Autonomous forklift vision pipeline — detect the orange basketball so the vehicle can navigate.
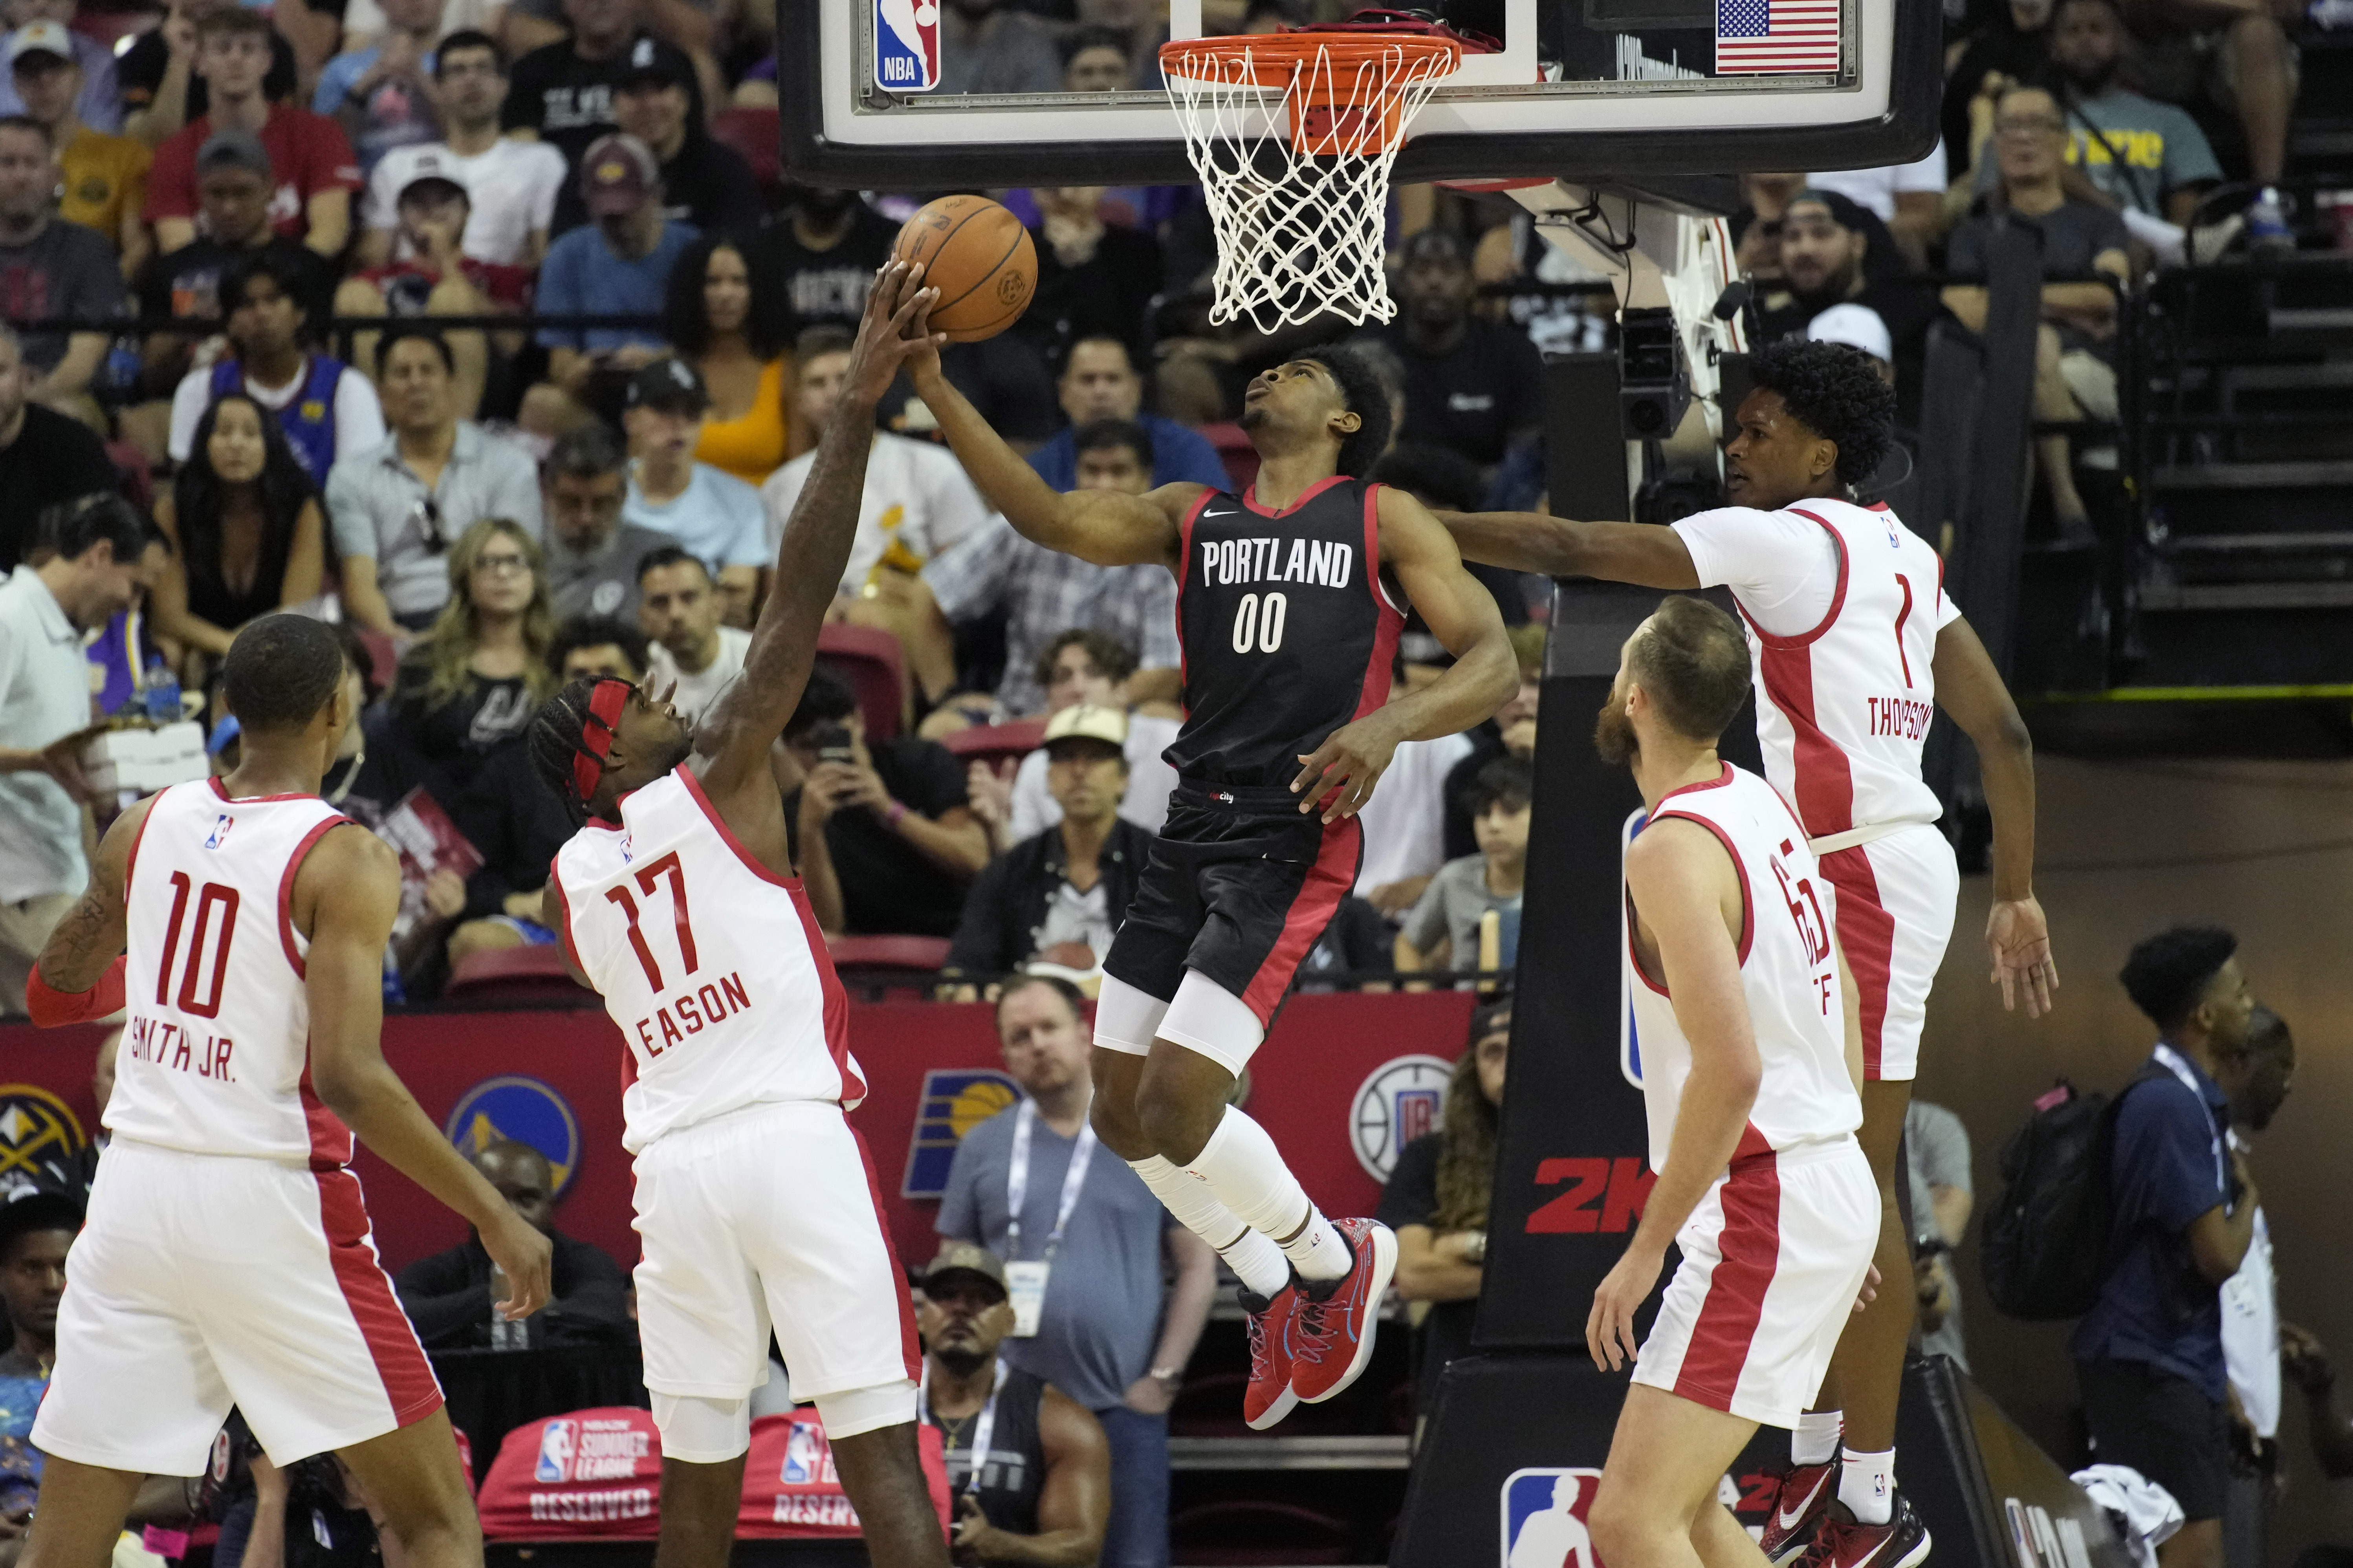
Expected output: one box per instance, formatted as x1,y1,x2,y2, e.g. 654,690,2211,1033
891,195,1037,343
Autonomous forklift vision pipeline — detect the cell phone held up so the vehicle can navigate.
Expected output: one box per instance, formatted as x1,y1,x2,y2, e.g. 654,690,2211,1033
809,722,856,767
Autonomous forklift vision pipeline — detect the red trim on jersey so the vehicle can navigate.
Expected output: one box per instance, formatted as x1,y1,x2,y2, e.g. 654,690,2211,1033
1739,509,1849,651
846,1120,922,1379
1625,889,1671,996
1753,641,1855,839
209,777,319,805
1241,474,1348,518
1671,1132,1780,1410
678,767,797,891
311,1165,445,1425
276,816,354,979
1657,762,1735,803
1818,844,1895,1080
1349,483,1405,724
299,1040,356,1169
1649,807,1755,966
1176,487,1217,706
546,857,586,978
781,874,864,1105
1238,815,1362,1025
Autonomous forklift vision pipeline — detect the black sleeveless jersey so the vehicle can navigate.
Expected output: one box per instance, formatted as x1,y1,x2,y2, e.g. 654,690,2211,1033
1162,477,1406,789
936,1367,1046,1537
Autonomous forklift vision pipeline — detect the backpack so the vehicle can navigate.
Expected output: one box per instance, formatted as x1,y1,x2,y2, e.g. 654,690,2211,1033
1980,1072,2155,1321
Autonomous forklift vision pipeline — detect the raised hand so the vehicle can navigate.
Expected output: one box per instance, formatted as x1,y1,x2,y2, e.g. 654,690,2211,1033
843,261,945,406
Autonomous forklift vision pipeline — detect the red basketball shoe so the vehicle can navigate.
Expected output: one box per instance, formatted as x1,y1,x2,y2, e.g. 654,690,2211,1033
1286,1217,1397,1405
1240,1281,1300,1431
1796,1495,1932,1568
1758,1461,1839,1564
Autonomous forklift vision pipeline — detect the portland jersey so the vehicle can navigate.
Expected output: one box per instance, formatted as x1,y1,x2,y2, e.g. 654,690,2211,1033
109,779,355,1165
1162,477,1405,789
550,768,865,1154
1674,498,1959,841
1625,764,1862,1174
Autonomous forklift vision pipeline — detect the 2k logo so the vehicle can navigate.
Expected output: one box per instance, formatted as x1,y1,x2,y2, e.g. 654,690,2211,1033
1525,1157,1657,1234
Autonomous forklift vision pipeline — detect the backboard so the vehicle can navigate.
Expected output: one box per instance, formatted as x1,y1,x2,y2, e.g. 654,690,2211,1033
777,0,1941,192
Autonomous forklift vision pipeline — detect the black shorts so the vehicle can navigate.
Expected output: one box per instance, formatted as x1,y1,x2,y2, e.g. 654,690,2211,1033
2076,1357,2230,1522
1101,782,1363,1027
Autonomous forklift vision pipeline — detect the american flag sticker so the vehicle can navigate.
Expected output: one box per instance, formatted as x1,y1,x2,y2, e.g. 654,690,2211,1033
1715,0,1842,73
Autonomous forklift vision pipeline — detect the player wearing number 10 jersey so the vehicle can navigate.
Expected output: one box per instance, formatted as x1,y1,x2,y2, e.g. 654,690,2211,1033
903,330,1517,1430
529,266,950,1568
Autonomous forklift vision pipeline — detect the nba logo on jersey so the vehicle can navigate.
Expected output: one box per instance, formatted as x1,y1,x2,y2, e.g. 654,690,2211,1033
534,1420,579,1483
873,0,939,92
1501,1469,1603,1568
203,815,234,850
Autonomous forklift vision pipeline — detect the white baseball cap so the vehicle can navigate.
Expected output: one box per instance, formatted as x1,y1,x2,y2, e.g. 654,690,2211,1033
7,21,75,68
1806,302,1893,365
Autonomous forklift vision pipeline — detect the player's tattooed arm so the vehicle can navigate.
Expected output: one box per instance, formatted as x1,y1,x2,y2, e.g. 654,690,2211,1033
33,793,156,995
1434,508,1702,589
1931,615,2057,1017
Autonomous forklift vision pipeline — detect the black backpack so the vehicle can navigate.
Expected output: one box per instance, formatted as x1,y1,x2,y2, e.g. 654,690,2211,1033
1980,1071,2159,1321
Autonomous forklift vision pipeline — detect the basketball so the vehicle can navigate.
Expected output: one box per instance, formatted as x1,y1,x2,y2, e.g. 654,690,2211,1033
890,194,1037,343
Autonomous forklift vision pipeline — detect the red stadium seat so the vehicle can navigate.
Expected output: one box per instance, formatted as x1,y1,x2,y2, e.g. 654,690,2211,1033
709,107,783,203
939,718,1046,774
1199,422,1260,493
815,624,905,742
826,935,951,973
445,944,589,1002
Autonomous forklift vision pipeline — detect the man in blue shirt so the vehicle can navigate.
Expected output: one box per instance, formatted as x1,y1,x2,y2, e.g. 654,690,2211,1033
527,132,696,432
1026,336,1228,494
2075,925,2259,1568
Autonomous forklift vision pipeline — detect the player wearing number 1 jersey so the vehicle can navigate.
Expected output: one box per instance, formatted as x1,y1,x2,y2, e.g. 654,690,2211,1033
528,264,950,1568
1446,339,2058,1568
905,330,1518,1430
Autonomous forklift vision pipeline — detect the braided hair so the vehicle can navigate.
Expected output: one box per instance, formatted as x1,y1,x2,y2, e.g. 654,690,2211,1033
528,676,632,827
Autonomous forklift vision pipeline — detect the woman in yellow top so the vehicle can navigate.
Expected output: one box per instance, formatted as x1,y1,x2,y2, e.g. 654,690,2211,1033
664,232,793,485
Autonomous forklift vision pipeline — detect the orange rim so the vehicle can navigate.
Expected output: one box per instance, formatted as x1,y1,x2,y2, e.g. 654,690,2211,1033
1157,31,1462,86
1158,32,1461,154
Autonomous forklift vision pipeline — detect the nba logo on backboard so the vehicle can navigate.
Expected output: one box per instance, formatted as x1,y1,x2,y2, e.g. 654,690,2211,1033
873,0,939,92
203,815,234,850
1502,1468,1604,1568
535,1419,579,1483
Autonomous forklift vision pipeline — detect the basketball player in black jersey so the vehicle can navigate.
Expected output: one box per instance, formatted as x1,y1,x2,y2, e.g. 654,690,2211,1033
905,333,1518,1428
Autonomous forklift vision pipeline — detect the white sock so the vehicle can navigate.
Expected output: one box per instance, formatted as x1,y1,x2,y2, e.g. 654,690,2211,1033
1793,1409,1842,1467
1128,1154,1290,1298
1184,1108,1352,1283
1838,1447,1894,1525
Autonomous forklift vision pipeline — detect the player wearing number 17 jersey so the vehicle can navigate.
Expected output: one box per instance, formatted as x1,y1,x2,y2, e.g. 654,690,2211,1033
905,331,1517,1430
528,264,949,1568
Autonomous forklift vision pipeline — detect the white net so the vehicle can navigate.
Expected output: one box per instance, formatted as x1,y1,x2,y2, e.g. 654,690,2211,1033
1161,35,1459,333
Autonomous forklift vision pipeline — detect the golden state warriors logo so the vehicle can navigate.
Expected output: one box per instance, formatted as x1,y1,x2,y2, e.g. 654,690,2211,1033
444,1077,580,1195
0,1086,86,1185
900,1069,1021,1198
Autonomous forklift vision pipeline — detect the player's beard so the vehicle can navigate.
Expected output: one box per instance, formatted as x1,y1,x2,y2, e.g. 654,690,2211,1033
1592,688,1637,766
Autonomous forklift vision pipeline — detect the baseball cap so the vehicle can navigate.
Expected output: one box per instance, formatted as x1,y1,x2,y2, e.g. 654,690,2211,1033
1399,227,1469,267
1043,702,1127,757
614,34,689,90
580,132,657,218
395,148,470,204
195,126,272,181
1807,302,1894,365
1787,187,1872,234
7,21,72,67
922,1241,1008,1300
626,356,710,415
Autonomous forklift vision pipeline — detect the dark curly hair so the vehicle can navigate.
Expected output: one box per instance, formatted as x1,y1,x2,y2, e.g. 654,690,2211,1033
529,678,609,827
1746,337,1897,489
2119,925,2237,1033
1305,344,1394,478
663,231,792,361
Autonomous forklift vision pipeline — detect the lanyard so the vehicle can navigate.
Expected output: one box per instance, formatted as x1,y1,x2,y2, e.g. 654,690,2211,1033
2152,1043,2228,1193
919,1357,1004,1496
1006,1097,1096,1264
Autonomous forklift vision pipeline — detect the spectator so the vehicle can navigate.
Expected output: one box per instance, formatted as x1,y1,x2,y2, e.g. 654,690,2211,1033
1395,754,1529,978
2118,0,2294,238
1367,442,1534,678
1062,23,1132,91
1361,228,1542,471
2033,0,2221,223
328,325,542,636
360,32,568,270
8,23,144,275
545,609,648,681
1435,634,1542,860
974,628,1179,852
1906,1099,1974,1372
0,115,122,412
1028,336,1231,493
502,0,703,168
667,232,793,486
784,663,985,938
937,976,1217,1568
1943,0,2057,181
881,330,1062,455
541,422,667,621
1751,188,1936,361
1804,140,1951,268
394,1141,632,1348
1943,84,2131,540
0,325,117,573
621,356,764,624
762,323,989,602
313,0,443,174
0,0,116,133
750,183,899,335
937,0,1061,93
916,1242,1114,1568
526,133,700,434
915,419,1182,717
1381,999,1508,1430
0,1189,77,1516
2075,926,2258,1568
167,249,386,478
337,157,529,419
145,7,359,258
946,703,1154,981
633,546,745,727
2279,1328,2353,1483
2216,1004,2295,1568
548,44,755,237
149,392,326,662
0,493,142,1011
118,0,301,149
1021,186,1163,366
1354,720,1478,923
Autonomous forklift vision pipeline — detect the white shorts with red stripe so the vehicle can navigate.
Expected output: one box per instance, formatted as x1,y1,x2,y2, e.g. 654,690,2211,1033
35,1138,441,1474
1814,822,1959,1083
632,1100,918,1409
1631,1136,1878,1430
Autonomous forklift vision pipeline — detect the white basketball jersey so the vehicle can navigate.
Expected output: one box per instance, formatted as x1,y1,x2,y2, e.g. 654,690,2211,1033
1737,500,1953,839
108,779,356,1164
550,768,865,1154
1625,764,1862,1174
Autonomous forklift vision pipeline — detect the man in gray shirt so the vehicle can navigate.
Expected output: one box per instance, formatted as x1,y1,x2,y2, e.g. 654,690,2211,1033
938,976,1217,1568
1907,1098,1973,1371
538,422,668,623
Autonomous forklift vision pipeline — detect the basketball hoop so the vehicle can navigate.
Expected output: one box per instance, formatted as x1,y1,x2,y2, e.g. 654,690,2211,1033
1160,26,1464,333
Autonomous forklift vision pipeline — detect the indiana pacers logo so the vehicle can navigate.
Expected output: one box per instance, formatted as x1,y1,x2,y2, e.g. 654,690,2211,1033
900,1069,1021,1198
1350,1055,1451,1181
0,1086,86,1189
444,1077,581,1195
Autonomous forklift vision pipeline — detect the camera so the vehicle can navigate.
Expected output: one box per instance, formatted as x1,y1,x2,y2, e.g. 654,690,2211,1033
807,721,855,766
1618,306,1692,441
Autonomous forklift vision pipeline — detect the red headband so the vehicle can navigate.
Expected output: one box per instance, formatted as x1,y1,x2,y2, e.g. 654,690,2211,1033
570,678,633,804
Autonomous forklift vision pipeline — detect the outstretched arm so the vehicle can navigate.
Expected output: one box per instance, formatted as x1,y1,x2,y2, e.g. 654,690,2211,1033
1931,616,2056,1017
1437,509,1701,588
24,795,152,1018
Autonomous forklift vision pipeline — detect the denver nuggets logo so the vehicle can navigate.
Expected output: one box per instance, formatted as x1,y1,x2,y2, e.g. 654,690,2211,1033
1350,1055,1451,1181
900,1069,1021,1198
444,1077,580,1195
0,1086,86,1187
